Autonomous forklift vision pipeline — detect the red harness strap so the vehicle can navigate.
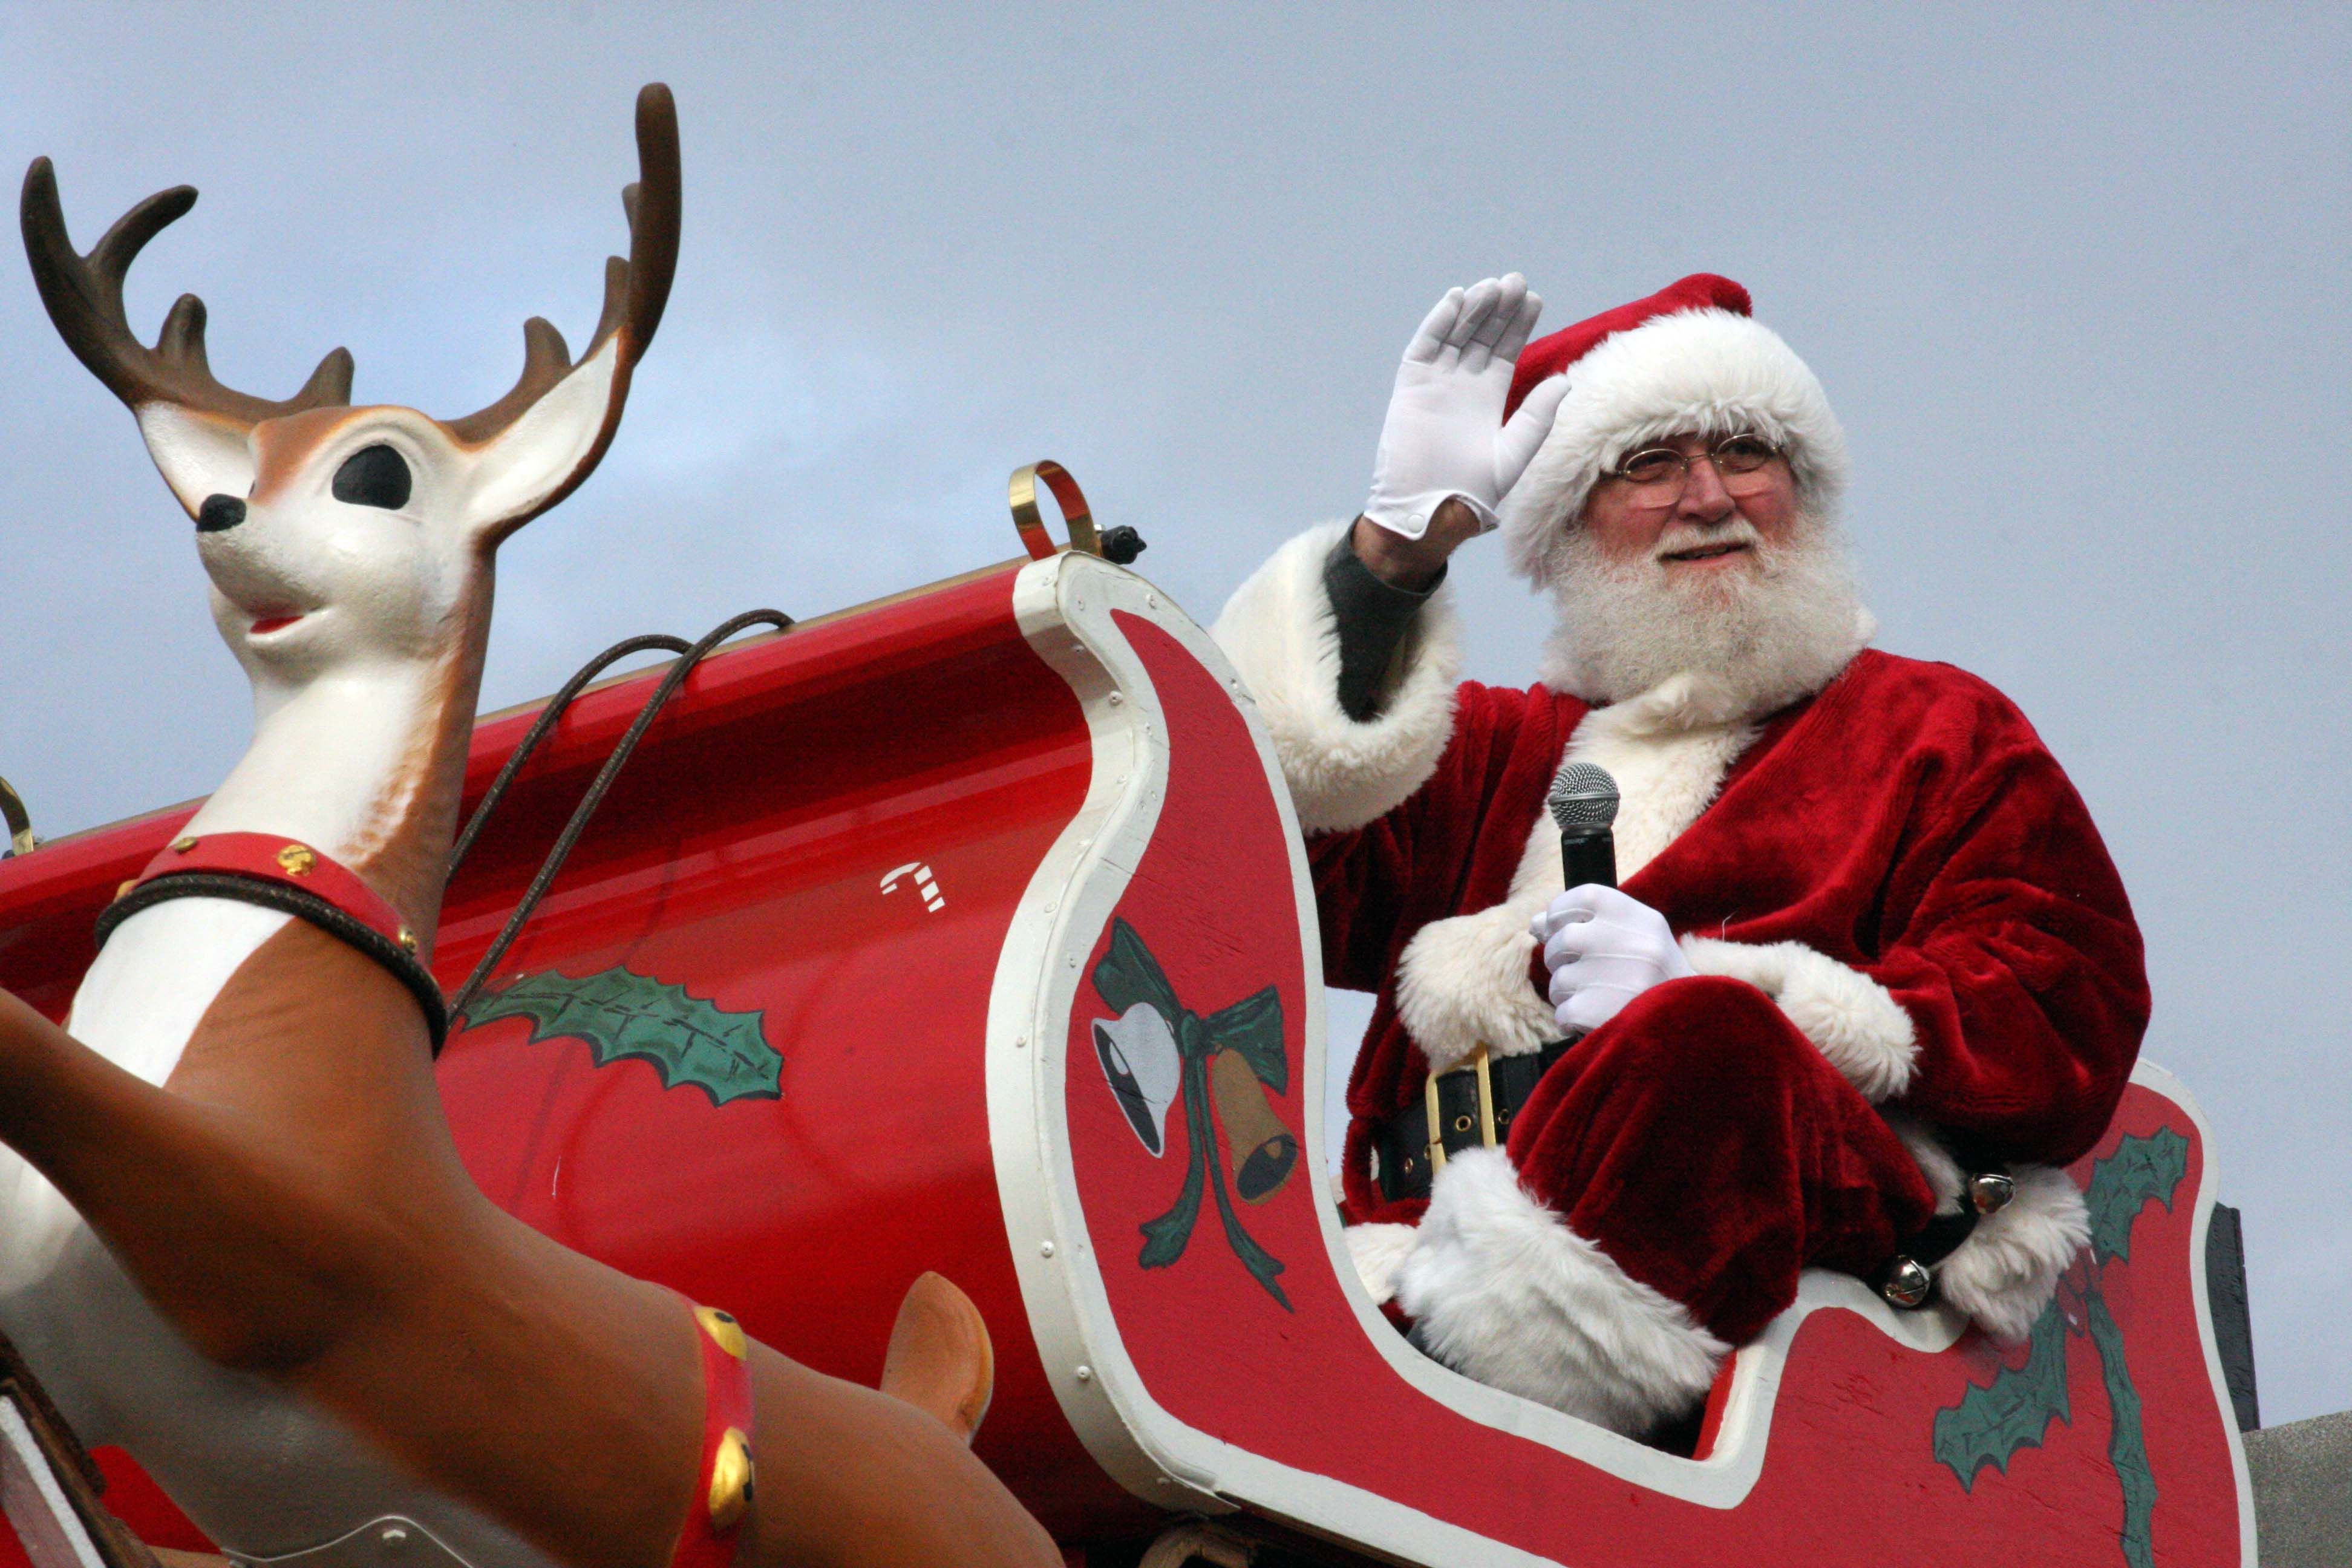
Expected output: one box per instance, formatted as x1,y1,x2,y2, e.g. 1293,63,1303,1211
673,1301,757,1568
125,832,417,952
95,830,449,1051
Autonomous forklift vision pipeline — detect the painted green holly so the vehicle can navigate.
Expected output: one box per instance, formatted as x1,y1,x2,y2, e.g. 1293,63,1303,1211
1931,1126,2190,1567
1092,917,1293,1311
461,966,782,1106
2086,1127,2189,1265
2088,1284,2158,1568
1933,1301,2071,1489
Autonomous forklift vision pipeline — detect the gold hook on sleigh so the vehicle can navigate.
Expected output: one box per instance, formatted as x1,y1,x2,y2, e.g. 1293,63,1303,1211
1008,460,1102,562
0,777,34,858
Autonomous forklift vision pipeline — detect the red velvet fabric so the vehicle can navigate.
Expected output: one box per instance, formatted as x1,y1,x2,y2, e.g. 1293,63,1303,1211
1515,976,1934,1344
1321,651,2148,1326
1503,273,1753,421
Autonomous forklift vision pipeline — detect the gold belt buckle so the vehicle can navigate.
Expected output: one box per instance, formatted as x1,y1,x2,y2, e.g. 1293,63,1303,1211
1425,1045,1500,1175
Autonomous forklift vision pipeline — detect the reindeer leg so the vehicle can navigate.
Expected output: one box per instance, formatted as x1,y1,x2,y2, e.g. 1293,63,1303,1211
0,950,706,1568
743,1347,1062,1568
3,932,1062,1568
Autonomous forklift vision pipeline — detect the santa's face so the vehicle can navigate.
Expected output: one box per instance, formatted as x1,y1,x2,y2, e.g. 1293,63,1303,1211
1538,433,1863,714
1579,432,1800,585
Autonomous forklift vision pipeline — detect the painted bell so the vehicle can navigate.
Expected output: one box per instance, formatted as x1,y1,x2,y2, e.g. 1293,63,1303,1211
1091,1002,1181,1156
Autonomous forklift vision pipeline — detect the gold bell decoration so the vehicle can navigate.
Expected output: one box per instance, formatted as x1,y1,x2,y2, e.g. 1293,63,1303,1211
1209,1050,1299,1204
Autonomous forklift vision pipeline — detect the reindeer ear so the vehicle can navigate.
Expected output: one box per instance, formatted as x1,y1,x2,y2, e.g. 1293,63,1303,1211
134,404,255,518
461,335,627,544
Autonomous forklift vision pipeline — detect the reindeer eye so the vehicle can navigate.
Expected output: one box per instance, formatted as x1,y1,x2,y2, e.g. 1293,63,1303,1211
332,444,412,510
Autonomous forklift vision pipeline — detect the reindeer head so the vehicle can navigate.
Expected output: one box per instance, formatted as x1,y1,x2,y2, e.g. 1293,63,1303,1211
20,85,681,684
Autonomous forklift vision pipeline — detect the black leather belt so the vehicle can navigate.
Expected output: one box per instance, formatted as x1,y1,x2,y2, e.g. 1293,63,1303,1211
1374,1037,1574,1204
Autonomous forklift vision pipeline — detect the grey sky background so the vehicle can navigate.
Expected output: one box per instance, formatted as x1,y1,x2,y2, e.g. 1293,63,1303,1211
2,5,2344,1423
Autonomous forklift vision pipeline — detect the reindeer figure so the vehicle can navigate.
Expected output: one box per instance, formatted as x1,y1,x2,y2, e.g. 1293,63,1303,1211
0,87,1057,1568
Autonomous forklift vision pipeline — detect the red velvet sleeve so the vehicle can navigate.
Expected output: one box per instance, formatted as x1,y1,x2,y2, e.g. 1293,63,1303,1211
1865,676,2149,1165
1304,681,1538,994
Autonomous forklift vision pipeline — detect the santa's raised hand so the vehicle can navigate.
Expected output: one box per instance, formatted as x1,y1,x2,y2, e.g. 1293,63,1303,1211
1360,274,1571,564
1534,884,1696,1035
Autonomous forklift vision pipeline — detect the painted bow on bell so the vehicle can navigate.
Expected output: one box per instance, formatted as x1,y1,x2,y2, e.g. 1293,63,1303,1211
1091,918,1294,1310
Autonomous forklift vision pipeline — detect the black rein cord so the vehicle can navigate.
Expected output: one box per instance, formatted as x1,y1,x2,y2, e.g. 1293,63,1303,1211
443,608,793,1024
92,609,797,1056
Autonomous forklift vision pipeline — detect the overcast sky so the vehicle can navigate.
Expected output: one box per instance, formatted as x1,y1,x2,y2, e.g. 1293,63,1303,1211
3,5,2345,1425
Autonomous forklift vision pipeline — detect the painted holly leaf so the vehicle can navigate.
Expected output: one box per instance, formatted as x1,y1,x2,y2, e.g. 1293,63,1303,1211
1932,1301,2072,1490
2088,1284,2158,1568
1206,987,1286,1094
2086,1128,2189,1264
461,967,782,1106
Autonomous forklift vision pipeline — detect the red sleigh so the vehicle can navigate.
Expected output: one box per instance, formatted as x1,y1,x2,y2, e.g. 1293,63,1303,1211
0,523,2256,1566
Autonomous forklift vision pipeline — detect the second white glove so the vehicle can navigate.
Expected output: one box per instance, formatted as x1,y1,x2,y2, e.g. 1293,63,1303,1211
1533,884,1695,1035
1362,273,1572,541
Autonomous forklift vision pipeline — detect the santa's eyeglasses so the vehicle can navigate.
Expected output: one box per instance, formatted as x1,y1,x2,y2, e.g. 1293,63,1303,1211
1601,434,1784,506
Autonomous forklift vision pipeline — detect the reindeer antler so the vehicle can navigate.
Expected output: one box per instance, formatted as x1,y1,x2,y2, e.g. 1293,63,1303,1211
19,161,354,423
445,83,681,444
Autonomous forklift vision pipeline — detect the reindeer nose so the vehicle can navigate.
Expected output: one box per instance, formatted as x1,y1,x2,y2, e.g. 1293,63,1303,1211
197,494,246,532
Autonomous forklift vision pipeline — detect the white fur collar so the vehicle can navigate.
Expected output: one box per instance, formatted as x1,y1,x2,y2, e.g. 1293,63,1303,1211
1393,683,1756,1072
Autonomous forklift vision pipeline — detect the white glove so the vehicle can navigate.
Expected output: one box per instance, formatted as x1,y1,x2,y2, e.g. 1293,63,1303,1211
1362,273,1573,541
1532,884,1695,1035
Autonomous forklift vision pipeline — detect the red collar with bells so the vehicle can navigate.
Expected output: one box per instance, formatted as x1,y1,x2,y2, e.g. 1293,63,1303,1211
93,831,449,1050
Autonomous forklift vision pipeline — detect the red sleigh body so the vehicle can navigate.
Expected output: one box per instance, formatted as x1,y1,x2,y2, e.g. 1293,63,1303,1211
0,550,2256,1566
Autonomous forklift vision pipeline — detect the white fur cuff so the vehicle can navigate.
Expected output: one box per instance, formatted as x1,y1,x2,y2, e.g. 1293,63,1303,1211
1393,1149,1727,1436
1344,1222,1420,1306
1393,901,1560,1074
1211,521,1461,834
1883,1111,2090,1345
1680,936,1918,1102
1935,1166,2091,1343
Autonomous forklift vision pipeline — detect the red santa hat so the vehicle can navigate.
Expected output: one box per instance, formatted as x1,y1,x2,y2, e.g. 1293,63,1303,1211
1497,273,1849,584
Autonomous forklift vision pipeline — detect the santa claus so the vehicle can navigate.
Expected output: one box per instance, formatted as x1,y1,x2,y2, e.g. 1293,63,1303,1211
1211,273,2147,1439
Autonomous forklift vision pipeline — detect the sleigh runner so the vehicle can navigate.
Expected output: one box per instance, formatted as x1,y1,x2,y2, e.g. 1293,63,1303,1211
0,533,2256,1566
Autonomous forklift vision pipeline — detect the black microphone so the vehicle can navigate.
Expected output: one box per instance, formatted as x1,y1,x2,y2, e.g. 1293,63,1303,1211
1539,761,1622,1047
1547,760,1619,893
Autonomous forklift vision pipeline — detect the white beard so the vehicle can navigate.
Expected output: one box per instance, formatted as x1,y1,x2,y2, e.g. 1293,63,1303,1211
1535,511,1869,718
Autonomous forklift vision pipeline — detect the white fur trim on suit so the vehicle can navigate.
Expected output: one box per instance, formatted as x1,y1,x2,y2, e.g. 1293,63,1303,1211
1394,1149,1728,1436
1498,308,1850,586
1395,901,1560,1074
1558,673,1759,881
1677,936,1919,1103
1884,1111,2089,1345
1393,675,1757,1073
1343,1221,1419,1306
1212,520,1462,834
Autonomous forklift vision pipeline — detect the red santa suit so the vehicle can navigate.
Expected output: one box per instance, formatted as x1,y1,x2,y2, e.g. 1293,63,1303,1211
1210,277,2147,1434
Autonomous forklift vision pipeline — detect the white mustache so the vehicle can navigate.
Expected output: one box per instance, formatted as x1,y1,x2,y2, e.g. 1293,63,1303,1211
1651,518,1765,561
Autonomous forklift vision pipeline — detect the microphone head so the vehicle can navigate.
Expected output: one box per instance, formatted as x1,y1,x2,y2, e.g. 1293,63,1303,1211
1547,760,1619,833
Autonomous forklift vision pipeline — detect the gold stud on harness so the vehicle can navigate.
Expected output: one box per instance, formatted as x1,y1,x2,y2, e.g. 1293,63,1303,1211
708,1428,754,1532
673,1301,757,1563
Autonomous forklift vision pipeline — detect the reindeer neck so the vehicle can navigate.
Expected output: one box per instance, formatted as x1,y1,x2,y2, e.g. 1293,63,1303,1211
185,592,495,947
